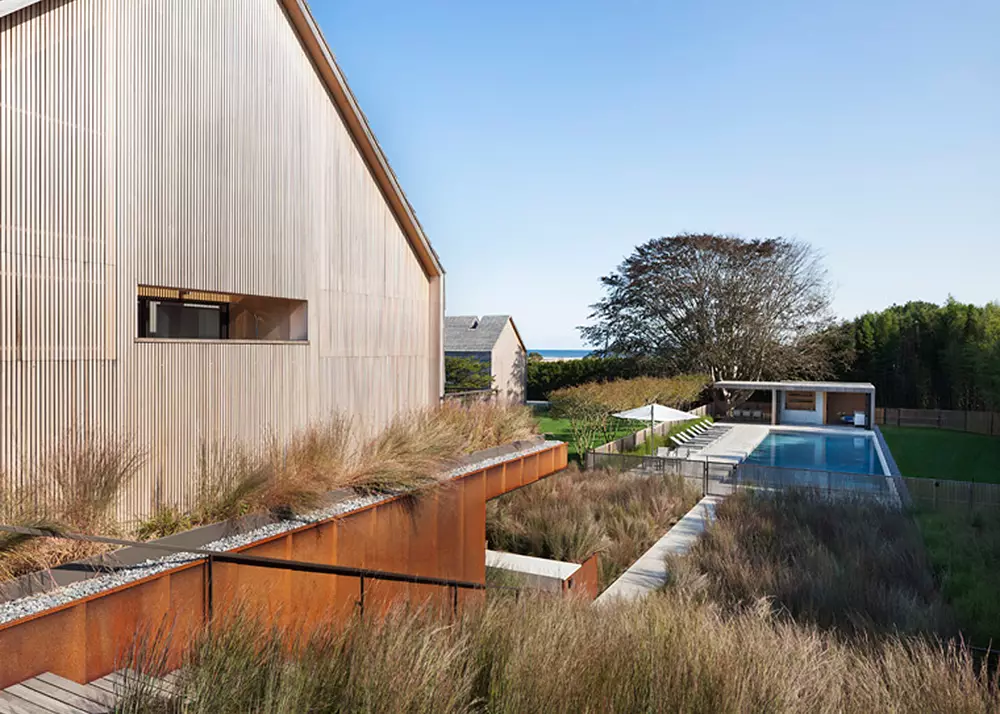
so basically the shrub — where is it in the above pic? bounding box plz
[444,355,493,393]
[548,374,709,456]
[527,355,675,400]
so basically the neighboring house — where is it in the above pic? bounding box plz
[445,316,527,403]
[0,0,445,518]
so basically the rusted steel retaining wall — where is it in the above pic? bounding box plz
[566,551,600,600]
[0,442,568,687]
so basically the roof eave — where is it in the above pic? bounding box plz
[281,0,444,278]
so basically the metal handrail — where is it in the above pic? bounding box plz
[0,524,490,592]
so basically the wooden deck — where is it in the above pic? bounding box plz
[0,670,178,713]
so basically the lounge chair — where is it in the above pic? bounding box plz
[751,409,763,420]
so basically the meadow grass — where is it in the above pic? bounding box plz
[118,594,999,714]
[487,464,699,590]
[666,490,956,639]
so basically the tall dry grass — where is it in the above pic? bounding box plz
[487,464,699,589]
[184,402,539,527]
[667,490,956,639]
[0,403,539,578]
[0,436,144,580]
[118,593,999,714]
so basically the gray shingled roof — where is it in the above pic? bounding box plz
[444,315,512,352]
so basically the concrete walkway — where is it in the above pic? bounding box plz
[595,495,724,604]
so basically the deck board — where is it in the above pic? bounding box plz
[15,681,105,714]
[32,676,113,711]
[1,684,85,714]
[0,690,46,714]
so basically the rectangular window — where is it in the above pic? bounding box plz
[785,391,817,411]
[137,286,306,341]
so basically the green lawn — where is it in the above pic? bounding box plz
[915,508,1000,645]
[880,425,1000,483]
[535,416,639,462]
[624,417,713,456]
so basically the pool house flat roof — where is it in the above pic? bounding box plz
[714,380,876,394]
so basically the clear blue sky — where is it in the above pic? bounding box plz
[313,0,999,349]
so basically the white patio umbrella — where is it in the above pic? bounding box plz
[612,404,698,455]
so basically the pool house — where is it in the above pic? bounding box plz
[713,381,876,429]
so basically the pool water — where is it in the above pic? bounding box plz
[745,431,885,476]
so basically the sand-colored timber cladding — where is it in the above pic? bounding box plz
[0,0,445,522]
[0,443,568,687]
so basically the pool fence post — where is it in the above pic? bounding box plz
[702,461,709,497]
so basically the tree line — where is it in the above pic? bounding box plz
[569,233,1000,411]
[829,300,1000,411]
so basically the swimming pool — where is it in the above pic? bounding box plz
[744,431,886,476]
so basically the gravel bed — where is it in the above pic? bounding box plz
[0,440,560,626]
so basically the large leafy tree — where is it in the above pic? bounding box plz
[580,234,834,383]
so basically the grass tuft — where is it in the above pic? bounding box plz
[0,435,143,581]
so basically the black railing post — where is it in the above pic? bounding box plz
[703,461,709,497]
[451,584,459,618]
[205,554,214,625]
[358,574,365,617]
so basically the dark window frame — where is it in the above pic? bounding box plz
[137,296,230,339]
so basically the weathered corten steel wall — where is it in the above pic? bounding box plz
[0,443,567,688]
[565,551,600,600]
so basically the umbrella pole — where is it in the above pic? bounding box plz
[649,412,654,455]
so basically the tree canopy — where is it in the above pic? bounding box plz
[580,234,834,383]
[444,356,493,393]
[830,300,1000,410]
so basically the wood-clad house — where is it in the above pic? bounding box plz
[444,315,527,403]
[0,0,445,518]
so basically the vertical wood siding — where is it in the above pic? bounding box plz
[490,320,527,403]
[1,0,443,519]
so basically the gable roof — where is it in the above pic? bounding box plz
[0,0,443,278]
[445,315,523,353]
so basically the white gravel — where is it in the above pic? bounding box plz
[0,440,560,625]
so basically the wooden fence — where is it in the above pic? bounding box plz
[583,404,711,469]
[875,408,1000,436]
